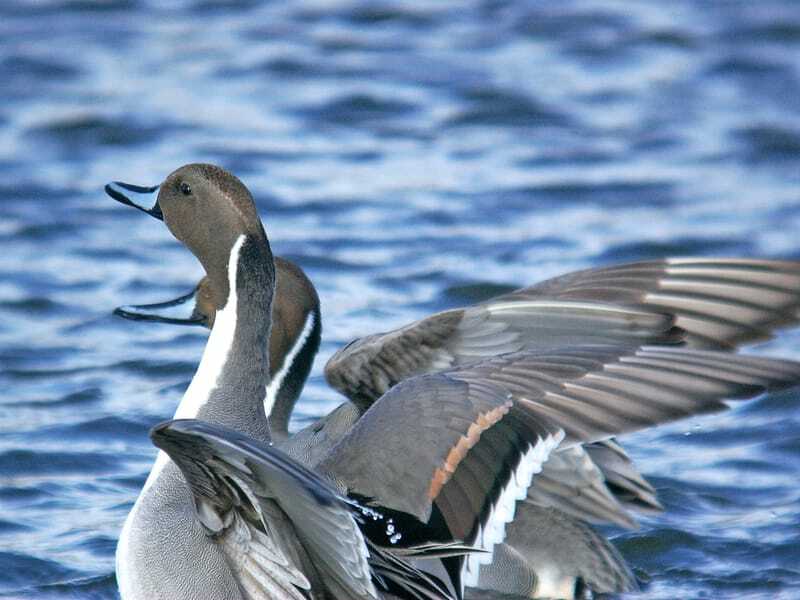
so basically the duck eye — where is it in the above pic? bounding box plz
[180,182,192,196]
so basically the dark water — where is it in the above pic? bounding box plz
[1,1,800,598]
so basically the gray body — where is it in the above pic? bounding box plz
[281,401,361,467]
[111,166,454,600]
[114,165,310,600]
[109,168,800,600]
[121,463,242,599]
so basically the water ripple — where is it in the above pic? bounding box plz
[2,1,800,598]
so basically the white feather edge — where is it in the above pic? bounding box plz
[463,429,565,589]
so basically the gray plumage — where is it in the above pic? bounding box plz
[111,165,462,600]
[109,168,800,599]
[325,258,800,405]
[324,344,800,520]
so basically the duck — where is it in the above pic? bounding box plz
[109,195,666,594]
[107,164,800,600]
[110,165,472,600]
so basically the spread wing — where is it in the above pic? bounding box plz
[321,344,800,590]
[319,373,564,593]
[152,419,464,600]
[496,258,800,349]
[324,302,678,411]
[448,345,800,444]
[324,258,800,408]
[151,419,377,600]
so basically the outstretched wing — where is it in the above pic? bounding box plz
[151,419,377,600]
[497,258,800,349]
[319,373,564,593]
[448,345,800,444]
[321,343,800,590]
[324,258,800,408]
[324,301,678,411]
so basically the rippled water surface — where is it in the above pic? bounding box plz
[2,1,800,598]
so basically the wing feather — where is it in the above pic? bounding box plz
[325,259,800,409]
[150,419,378,599]
[450,346,800,444]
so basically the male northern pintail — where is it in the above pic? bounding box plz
[110,164,469,600]
[108,164,800,600]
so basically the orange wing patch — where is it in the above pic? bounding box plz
[427,401,513,501]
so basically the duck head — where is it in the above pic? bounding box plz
[109,164,271,311]
[108,165,319,438]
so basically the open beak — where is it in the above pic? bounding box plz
[105,181,163,220]
[114,286,206,326]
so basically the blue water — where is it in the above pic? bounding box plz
[1,1,800,598]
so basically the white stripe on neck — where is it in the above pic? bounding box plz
[464,429,564,590]
[142,234,246,494]
[176,234,245,419]
[117,235,246,599]
[264,311,315,419]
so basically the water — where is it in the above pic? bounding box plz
[1,1,800,598]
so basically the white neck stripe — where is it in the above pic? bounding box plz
[177,233,245,419]
[264,311,315,419]
[118,235,246,599]
[141,234,246,494]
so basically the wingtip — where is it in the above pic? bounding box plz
[149,418,177,446]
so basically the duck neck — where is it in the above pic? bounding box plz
[267,305,321,438]
[176,233,275,442]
